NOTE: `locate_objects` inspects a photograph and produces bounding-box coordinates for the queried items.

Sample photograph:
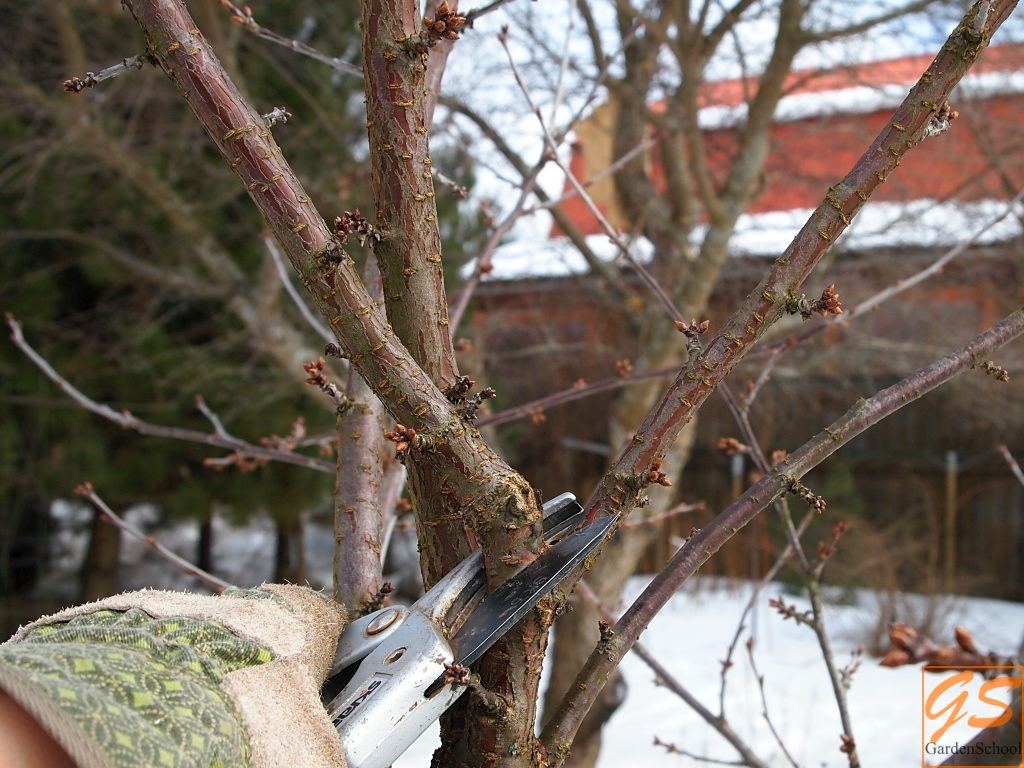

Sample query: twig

[998,445,1024,489]
[806,576,859,767]
[464,0,518,25]
[63,54,147,93]
[723,376,859,766]
[449,165,542,331]
[6,313,334,474]
[477,368,673,428]
[542,306,1024,756]
[263,233,337,345]
[754,186,1024,360]
[745,639,800,768]
[652,736,751,765]
[215,0,362,76]
[575,580,770,768]
[75,482,233,593]
[525,138,657,214]
[499,29,684,324]
[622,500,704,528]
[548,0,577,129]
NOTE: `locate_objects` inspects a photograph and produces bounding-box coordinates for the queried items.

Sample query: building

[467,43,1024,597]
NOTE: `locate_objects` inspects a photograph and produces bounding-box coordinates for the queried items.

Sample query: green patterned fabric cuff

[0,607,274,768]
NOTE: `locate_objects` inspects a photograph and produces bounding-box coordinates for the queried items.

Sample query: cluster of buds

[384,424,430,459]
[768,595,814,626]
[817,520,851,562]
[814,283,843,317]
[922,99,960,140]
[980,360,1011,382]
[787,284,844,320]
[528,406,546,424]
[460,387,496,421]
[879,624,1007,669]
[441,661,471,686]
[261,106,291,127]
[63,74,100,93]
[261,418,307,452]
[423,1,467,45]
[445,375,475,403]
[840,734,856,759]
[675,318,710,355]
[645,457,672,488]
[365,582,394,613]
[789,478,826,514]
[302,357,349,409]
[614,358,634,378]
[334,209,372,246]
[716,436,750,457]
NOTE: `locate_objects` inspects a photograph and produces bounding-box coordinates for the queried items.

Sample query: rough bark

[120,2,556,764]
[543,3,807,764]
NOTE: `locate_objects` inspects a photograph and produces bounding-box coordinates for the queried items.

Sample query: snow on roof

[698,69,1024,130]
[468,199,1023,282]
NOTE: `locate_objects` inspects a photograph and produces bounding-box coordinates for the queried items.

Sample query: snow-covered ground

[41,505,1024,766]
[396,577,1024,768]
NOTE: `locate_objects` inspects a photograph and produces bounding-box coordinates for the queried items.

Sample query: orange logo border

[921,665,1023,768]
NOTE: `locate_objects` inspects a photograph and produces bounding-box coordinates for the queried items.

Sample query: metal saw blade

[448,513,616,670]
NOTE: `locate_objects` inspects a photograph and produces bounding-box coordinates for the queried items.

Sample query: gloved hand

[0,585,348,768]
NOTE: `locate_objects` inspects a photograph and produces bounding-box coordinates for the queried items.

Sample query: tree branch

[361,0,460,386]
[543,305,1024,760]
[6,313,335,474]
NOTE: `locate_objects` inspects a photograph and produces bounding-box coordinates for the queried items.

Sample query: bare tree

[441,1,1021,764]
[6,1,1023,767]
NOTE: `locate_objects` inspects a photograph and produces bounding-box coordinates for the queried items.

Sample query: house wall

[469,246,1024,598]
[554,45,1024,237]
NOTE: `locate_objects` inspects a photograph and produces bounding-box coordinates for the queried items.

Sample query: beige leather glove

[0,585,348,768]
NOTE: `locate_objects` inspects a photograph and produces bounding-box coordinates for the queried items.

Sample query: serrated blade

[449,513,615,669]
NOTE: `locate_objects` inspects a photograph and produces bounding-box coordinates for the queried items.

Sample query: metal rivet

[366,608,400,636]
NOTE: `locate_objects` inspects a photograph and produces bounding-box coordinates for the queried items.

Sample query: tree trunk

[273,517,306,584]
[79,509,121,602]
[197,513,214,578]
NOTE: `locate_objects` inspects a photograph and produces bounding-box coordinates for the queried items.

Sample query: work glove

[0,584,348,768]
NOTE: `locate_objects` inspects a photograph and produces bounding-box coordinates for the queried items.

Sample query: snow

[36,504,1024,766]
[698,70,1024,130]
[465,198,1024,282]
[395,577,1024,767]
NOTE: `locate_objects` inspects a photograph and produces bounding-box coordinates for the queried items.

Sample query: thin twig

[215,0,362,76]
[621,500,704,528]
[998,445,1024,489]
[525,138,657,214]
[6,313,334,474]
[263,234,337,345]
[63,54,147,93]
[75,482,233,593]
[574,581,771,768]
[464,0,518,25]
[499,29,684,324]
[754,186,1024,360]
[745,639,801,768]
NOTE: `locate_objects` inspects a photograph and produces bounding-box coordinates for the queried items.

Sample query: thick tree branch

[361,0,459,386]
[585,0,1018,528]
[544,306,1024,761]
